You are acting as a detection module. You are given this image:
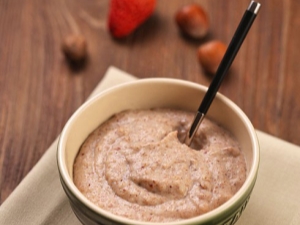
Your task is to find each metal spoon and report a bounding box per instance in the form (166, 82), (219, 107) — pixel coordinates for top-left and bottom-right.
(184, 1), (261, 146)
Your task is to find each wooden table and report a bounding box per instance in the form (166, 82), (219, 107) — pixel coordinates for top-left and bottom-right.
(1, 0), (299, 204)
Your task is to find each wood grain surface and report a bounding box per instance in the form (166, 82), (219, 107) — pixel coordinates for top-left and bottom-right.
(0, 0), (299, 204)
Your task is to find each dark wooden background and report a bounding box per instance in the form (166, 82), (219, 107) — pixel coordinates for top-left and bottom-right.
(1, 0), (299, 204)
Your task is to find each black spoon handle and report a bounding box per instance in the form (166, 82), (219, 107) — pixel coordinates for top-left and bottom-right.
(185, 1), (261, 146)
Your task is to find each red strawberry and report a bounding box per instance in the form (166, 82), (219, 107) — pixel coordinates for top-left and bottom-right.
(108, 0), (156, 38)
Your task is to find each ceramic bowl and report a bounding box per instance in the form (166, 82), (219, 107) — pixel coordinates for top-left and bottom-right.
(57, 78), (259, 225)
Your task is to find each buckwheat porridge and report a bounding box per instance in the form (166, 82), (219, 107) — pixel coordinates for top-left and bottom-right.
(73, 108), (247, 222)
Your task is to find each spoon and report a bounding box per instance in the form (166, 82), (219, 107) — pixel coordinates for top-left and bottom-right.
(184, 1), (261, 146)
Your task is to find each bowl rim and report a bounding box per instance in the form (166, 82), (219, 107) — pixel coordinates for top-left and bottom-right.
(57, 77), (260, 225)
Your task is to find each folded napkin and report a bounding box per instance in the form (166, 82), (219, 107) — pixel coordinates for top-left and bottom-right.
(1, 66), (299, 225)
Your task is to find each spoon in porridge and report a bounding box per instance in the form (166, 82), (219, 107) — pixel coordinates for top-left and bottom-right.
(183, 1), (261, 147)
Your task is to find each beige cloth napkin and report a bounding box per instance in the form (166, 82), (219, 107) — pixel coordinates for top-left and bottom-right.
(1, 66), (299, 225)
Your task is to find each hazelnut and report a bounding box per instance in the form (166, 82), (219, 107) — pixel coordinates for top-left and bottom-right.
(175, 4), (209, 39)
(62, 34), (87, 62)
(197, 40), (227, 75)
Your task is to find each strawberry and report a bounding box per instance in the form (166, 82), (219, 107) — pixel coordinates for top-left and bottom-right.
(108, 0), (156, 38)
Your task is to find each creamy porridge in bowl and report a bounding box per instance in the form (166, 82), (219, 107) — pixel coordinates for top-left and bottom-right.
(57, 78), (259, 225)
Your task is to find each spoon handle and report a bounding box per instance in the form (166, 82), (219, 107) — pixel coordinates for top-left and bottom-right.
(185, 1), (261, 146)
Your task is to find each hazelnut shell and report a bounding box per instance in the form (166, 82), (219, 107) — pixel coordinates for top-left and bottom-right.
(197, 41), (227, 74)
(62, 34), (87, 62)
(175, 4), (209, 39)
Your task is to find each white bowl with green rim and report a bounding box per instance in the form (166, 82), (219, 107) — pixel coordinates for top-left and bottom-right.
(57, 78), (259, 225)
